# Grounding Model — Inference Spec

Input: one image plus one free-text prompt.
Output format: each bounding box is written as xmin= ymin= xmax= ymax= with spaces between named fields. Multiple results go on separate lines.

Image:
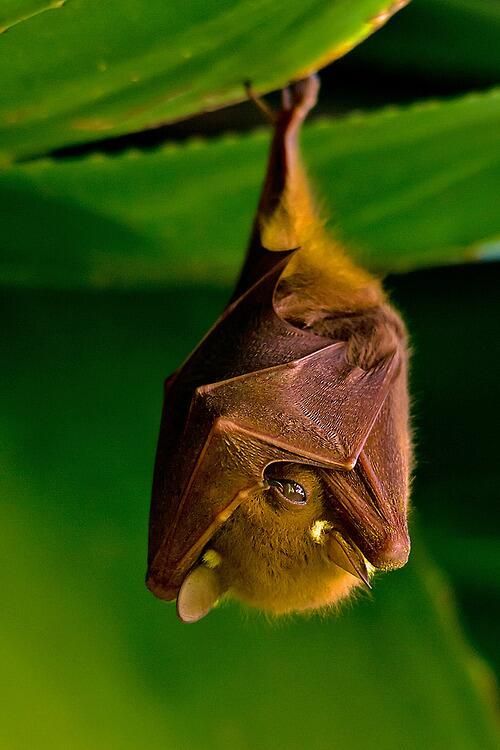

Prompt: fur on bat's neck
xmin=277 ymin=215 xmax=384 ymax=324
xmin=259 ymin=166 xmax=386 ymax=324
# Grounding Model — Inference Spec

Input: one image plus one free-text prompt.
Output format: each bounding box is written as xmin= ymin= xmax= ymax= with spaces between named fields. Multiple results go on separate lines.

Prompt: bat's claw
xmin=244 ymin=80 xmax=277 ymax=124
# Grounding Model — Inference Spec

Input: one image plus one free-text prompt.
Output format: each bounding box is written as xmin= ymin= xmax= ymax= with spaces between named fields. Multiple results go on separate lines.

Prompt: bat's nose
xmin=370 ymin=530 xmax=410 ymax=571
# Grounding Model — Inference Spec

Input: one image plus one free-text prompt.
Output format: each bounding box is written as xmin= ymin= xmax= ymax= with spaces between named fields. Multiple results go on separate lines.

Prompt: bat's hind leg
xmin=232 ymin=74 xmax=320 ymax=298
xmin=257 ymin=74 xmax=319 ymax=213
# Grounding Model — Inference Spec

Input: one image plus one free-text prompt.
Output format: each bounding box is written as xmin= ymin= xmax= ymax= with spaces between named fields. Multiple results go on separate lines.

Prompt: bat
xmin=146 ymin=75 xmax=411 ymax=623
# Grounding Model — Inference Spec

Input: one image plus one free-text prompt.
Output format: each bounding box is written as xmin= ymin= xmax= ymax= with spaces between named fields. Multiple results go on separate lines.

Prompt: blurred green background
xmin=1 ymin=1 xmax=499 ymax=748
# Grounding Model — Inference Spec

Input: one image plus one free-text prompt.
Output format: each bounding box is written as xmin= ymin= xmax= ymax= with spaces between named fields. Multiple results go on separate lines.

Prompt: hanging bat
xmin=146 ymin=75 xmax=411 ymax=623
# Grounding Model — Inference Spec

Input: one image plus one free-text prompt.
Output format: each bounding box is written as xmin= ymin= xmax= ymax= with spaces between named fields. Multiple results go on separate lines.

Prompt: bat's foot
xmin=244 ymin=74 xmax=319 ymax=128
xmin=281 ymin=74 xmax=320 ymax=122
xmin=276 ymin=74 xmax=319 ymax=151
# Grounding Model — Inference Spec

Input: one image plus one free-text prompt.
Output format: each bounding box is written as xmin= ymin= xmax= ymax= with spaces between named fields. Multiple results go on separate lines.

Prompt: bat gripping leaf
xmin=147 ymin=76 xmax=411 ymax=618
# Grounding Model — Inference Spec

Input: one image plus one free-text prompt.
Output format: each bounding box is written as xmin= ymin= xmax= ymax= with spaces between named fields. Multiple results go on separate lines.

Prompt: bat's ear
xmin=176 ymin=565 xmax=226 ymax=623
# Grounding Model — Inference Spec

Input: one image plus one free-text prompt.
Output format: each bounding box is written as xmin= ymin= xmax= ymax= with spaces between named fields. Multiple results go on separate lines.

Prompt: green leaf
xmin=0 ymin=284 xmax=498 ymax=750
xmin=2 ymin=89 xmax=499 ymax=288
xmin=0 ymin=0 xmax=408 ymax=160
xmin=388 ymin=262 xmax=500 ymax=680
xmin=428 ymin=536 xmax=498 ymax=591
xmin=391 ymin=264 xmax=500 ymax=565
xmin=355 ymin=0 xmax=500 ymax=84
xmin=0 ymin=0 xmax=64 ymax=33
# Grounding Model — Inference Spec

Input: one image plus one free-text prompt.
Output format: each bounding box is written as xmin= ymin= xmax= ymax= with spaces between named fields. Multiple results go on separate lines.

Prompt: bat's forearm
xmin=256 ymin=79 xmax=318 ymax=250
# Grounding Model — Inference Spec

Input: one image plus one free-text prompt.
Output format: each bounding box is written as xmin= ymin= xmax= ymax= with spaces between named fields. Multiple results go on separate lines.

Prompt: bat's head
xmin=175 ymin=458 xmax=409 ymax=623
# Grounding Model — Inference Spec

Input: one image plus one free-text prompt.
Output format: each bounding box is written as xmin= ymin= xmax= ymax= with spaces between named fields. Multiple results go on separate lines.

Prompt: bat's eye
xmin=268 ymin=479 xmax=307 ymax=505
